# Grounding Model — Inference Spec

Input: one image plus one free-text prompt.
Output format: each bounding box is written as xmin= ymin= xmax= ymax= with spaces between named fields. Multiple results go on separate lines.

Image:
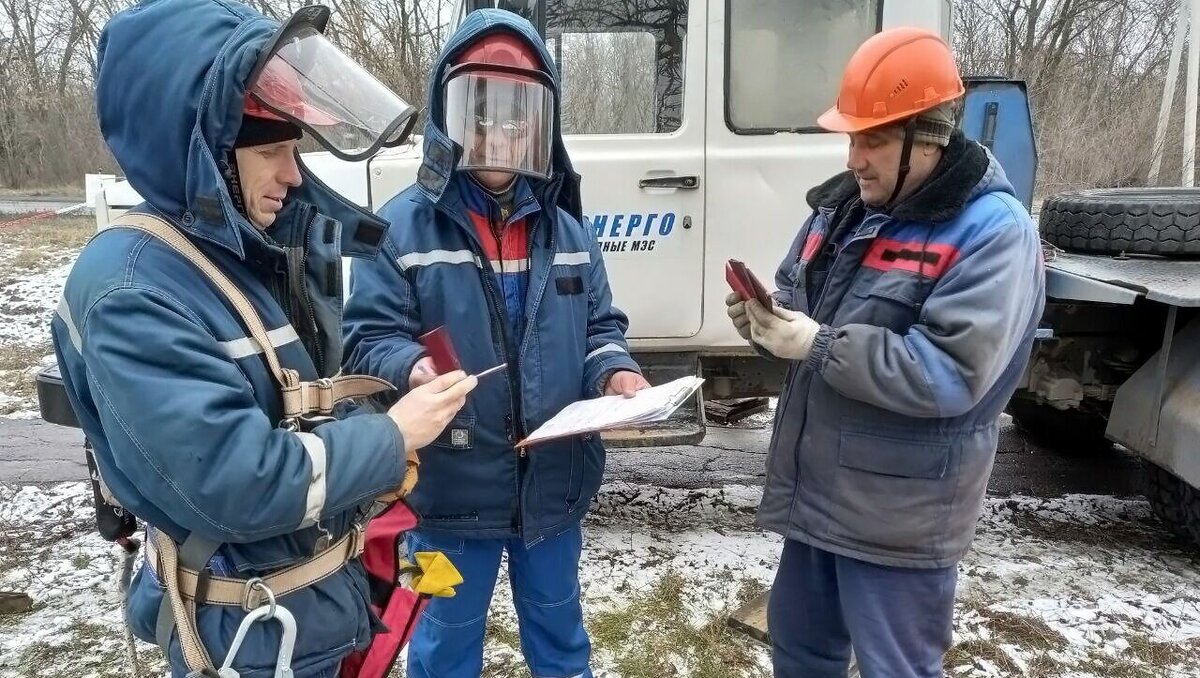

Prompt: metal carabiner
xmin=217 ymin=603 xmax=298 ymax=678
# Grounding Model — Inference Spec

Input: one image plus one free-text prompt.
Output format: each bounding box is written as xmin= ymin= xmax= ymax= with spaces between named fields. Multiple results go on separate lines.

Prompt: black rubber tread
xmin=1184 ymin=482 xmax=1200 ymax=547
xmin=1040 ymin=188 xmax=1200 ymax=257
xmin=1144 ymin=462 xmax=1190 ymax=535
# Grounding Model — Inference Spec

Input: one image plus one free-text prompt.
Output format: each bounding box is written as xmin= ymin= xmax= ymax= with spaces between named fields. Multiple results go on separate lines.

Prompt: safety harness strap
xmin=153 ymin=530 xmax=221 ymax=675
xmin=102 ymin=213 xmax=395 ymax=675
xmin=109 ymin=214 xmax=394 ymax=425
xmin=145 ymin=525 xmax=365 ymax=607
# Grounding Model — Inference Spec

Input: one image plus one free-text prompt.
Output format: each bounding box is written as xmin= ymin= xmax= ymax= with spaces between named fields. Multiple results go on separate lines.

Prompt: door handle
xmin=639 ymin=175 xmax=700 ymax=190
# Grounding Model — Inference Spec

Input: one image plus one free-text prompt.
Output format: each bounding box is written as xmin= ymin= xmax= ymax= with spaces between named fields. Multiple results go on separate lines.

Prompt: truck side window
xmin=727 ymin=0 xmax=881 ymax=133
xmin=545 ymin=0 xmax=688 ymax=135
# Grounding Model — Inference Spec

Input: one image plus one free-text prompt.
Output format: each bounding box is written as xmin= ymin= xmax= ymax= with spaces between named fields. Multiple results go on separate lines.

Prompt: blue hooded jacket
xmin=49 ymin=0 xmax=407 ymax=674
xmin=342 ymin=9 xmax=641 ymax=544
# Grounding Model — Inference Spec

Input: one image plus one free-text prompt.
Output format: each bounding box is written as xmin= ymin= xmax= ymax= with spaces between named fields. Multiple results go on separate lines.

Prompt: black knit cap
xmin=235 ymin=114 xmax=302 ymax=148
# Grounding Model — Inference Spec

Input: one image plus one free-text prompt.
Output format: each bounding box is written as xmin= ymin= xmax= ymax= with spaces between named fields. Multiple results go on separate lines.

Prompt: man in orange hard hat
xmin=727 ymin=27 xmax=1045 ymax=677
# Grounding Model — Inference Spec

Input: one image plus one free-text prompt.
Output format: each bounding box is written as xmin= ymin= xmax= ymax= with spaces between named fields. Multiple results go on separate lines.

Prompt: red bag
xmin=340 ymin=501 xmax=431 ymax=678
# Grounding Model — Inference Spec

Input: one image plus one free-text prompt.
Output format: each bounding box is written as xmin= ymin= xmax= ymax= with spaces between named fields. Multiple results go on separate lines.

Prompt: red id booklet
xmin=417 ymin=326 xmax=462 ymax=374
xmin=725 ymin=259 xmax=773 ymax=307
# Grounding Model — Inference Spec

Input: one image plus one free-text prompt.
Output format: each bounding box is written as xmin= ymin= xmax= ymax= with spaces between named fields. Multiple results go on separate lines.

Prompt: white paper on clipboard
xmin=517 ymin=376 xmax=704 ymax=447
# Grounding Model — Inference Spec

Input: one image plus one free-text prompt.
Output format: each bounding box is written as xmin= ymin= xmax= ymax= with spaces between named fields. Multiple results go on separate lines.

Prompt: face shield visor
xmin=246 ymin=5 xmax=417 ymax=162
xmin=442 ymin=63 xmax=554 ymax=180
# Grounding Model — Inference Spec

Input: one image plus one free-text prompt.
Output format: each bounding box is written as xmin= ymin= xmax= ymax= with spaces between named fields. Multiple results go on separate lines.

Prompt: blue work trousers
xmin=405 ymin=524 xmax=591 ymax=678
xmin=768 ymin=539 xmax=957 ymax=678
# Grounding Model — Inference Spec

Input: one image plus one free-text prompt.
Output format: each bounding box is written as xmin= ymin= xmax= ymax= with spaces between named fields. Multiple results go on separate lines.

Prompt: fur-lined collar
xmin=805 ymin=130 xmax=993 ymax=224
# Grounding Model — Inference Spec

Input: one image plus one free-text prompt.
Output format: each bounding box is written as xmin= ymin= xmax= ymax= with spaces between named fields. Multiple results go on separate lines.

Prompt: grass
xmin=1026 ymin=652 xmax=1065 ymax=677
xmin=1074 ymin=652 xmax=1163 ymax=678
xmin=943 ymin=638 xmax=1021 ymax=674
xmin=16 ymin=617 xmax=134 ymax=678
xmin=1123 ymin=633 xmax=1200 ymax=669
xmin=0 ymin=215 xmax=93 ymax=260
xmin=586 ymin=570 xmax=768 ymax=678
xmin=979 ymin=609 xmax=1068 ymax=652
xmin=485 ymin=616 xmax=522 ymax=650
xmin=0 ymin=340 xmax=53 ymax=415
xmin=0 ymin=185 xmax=83 ymax=199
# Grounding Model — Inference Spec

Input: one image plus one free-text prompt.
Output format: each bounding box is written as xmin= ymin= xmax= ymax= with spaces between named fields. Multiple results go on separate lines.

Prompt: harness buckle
xmin=240 ymin=577 xmax=277 ymax=616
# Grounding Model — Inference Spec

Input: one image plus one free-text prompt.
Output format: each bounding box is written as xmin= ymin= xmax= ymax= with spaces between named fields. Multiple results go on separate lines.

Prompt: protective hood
xmin=415 ymin=9 xmax=582 ymax=221
xmin=95 ymin=0 xmax=389 ymax=260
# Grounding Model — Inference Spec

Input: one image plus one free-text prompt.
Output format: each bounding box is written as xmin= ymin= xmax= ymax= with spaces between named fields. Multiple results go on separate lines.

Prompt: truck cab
xmin=366 ymin=0 xmax=953 ymax=401
xmin=90 ymin=0 xmax=954 ymax=441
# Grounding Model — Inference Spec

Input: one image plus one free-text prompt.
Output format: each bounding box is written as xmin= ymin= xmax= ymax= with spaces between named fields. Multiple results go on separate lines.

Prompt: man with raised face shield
xmin=50 ymin=1 xmax=476 ymax=675
xmin=343 ymin=10 xmax=648 ymax=678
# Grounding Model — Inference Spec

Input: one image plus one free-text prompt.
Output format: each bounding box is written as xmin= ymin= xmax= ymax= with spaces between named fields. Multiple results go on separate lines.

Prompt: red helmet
xmin=454 ymin=31 xmax=542 ymax=73
xmin=244 ymin=57 xmax=341 ymax=125
xmin=443 ymin=31 xmax=555 ymax=179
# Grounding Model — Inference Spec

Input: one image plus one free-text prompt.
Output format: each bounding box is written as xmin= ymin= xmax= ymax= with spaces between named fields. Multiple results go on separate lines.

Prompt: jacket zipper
xmin=811 ymin=213 xmax=880 ymax=321
xmin=486 ymin=214 xmax=528 ymax=445
xmin=292 ymin=207 xmax=324 ymax=373
xmin=459 ymin=209 xmax=527 ymax=533
xmin=440 ymin=191 xmax=543 ymax=536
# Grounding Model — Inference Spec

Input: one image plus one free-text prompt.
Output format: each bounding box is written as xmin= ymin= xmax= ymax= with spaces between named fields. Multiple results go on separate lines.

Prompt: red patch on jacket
xmin=800 ymin=232 xmax=824 ymax=262
xmin=863 ymin=238 xmax=960 ymax=278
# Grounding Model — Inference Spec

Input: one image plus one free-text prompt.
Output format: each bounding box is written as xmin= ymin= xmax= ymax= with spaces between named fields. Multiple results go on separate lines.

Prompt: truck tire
xmin=1145 ymin=463 xmax=1188 ymax=531
xmin=1143 ymin=462 xmax=1200 ymax=545
xmin=1007 ymin=397 xmax=1110 ymax=453
xmin=1040 ymin=188 xmax=1200 ymax=257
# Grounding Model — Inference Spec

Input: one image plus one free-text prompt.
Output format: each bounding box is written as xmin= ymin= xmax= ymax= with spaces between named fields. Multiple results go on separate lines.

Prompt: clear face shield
xmin=246 ymin=5 xmax=418 ymax=162
xmin=442 ymin=63 xmax=555 ymax=180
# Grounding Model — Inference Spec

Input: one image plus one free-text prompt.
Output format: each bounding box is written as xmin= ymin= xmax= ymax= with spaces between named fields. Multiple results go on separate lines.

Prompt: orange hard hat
xmin=818 ymin=27 xmax=964 ymax=134
xmin=244 ymin=57 xmax=341 ymax=126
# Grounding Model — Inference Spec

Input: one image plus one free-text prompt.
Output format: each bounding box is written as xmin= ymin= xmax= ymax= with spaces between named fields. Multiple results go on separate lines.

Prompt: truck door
xmin=702 ymin=0 xmax=946 ymax=348
xmin=546 ymin=0 xmax=705 ymax=339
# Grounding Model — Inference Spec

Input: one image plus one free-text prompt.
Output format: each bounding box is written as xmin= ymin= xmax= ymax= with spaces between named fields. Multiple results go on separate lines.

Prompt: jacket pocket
xmin=826 ymin=428 xmax=955 ymax=555
xmin=430 ymin=415 xmax=475 ymax=451
xmin=838 ymin=431 xmax=949 ymax=479
xmin=565 ymin=439 xmax=584 ymax=506
xmin=845 ymin=270 xmax=932 ymax=333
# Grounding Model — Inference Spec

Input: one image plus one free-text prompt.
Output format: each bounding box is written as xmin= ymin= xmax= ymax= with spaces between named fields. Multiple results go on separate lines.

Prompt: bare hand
xmin=604 ymin=370 xmax=651 ymax=398
xmin=388 ymin=371 xmax=477 ymax=452
xmin=409 ymin=356 xmax=438 ymax=389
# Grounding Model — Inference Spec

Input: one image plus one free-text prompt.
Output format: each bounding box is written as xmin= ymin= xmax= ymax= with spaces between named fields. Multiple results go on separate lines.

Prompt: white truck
xmin=77 ymin=0 xmax=1200 ymax=543
xmin=92 ymin=0 xmax=955 ymax=444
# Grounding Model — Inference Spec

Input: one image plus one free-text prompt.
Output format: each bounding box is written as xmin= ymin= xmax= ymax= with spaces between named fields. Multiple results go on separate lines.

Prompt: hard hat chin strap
xmin=886 ymin=117 xmax=918 ymax=208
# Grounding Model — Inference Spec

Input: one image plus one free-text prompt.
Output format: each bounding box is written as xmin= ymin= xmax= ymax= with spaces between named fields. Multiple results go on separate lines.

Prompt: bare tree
xmin=0 ymin=0 xmax=458 ymax=188
xmin=955 ymin=0 xmax=1184 ymax=193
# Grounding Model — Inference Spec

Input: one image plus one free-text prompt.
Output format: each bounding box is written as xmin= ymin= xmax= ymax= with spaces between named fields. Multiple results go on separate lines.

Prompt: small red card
xmin=726 ymin=259 xmax=773 ymax=307
xmin=417 ymin=326 xmax=462 ymax=374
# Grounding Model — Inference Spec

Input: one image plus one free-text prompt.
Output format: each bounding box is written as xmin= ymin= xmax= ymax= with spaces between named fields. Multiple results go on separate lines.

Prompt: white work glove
xmin=745 ymin=299 xmax=820 ymax=361
xmin=725 ymin=292 xmax=752 ymax=342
